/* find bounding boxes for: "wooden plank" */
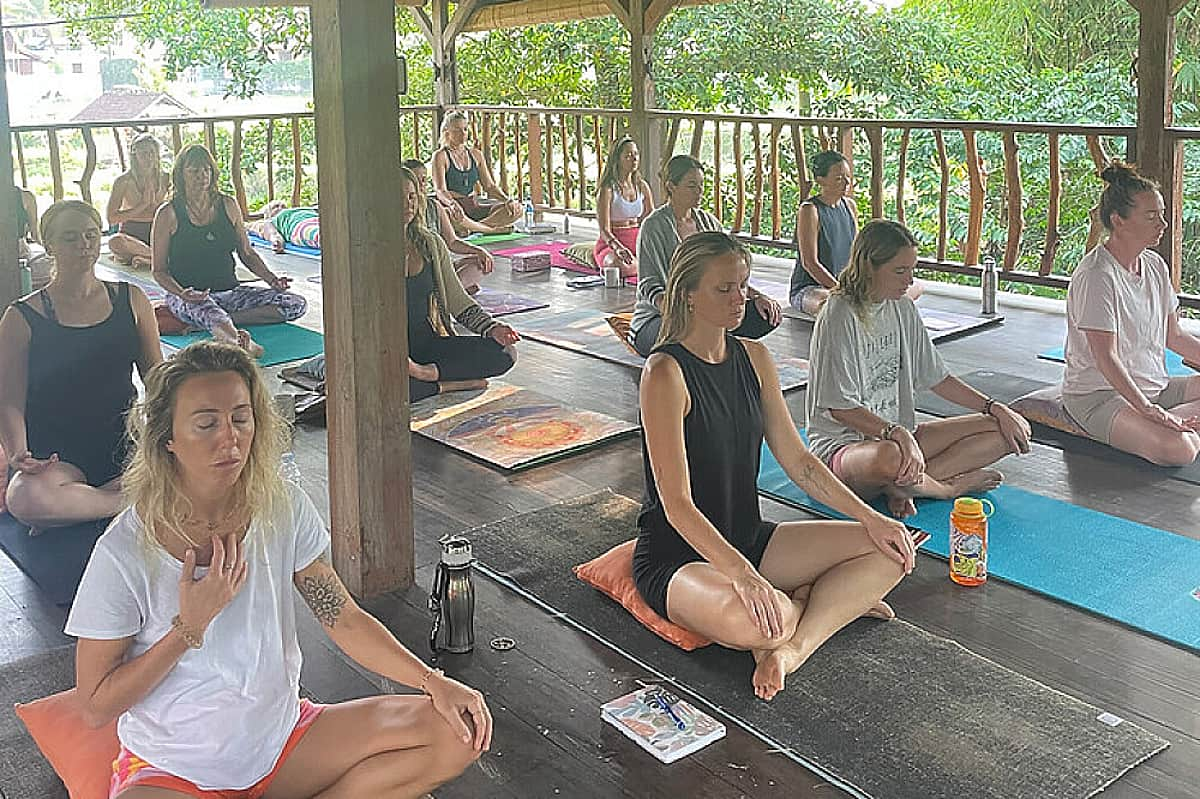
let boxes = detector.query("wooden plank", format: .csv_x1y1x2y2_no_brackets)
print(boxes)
79,127,97,204
689,117,704,158
230,120,248,215
1084,134,1109,251
111,127,125,173
204,121,216,157
895,128,910,226
13,132,27,187
559,113,571,208
47,130,64,201
575,114,586,210
712,120,722,220
865,124,883,220
481,112,493,176
310,0,414,596
933,129,949,262
1002,131,1023,272
516,114,526,201
291,116,303,207
751,123,763,238
544,114,555,206
963,129,985,266
791,122,809,199
171,123,183,156
732,120,745,233
1040,132,1060,276
527,113,544,208
266,118,275,201
0,1,20,308
498,113,509,193
769,122,782,239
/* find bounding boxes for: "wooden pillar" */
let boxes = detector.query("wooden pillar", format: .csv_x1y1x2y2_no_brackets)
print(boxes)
430,0,460,109
628,0,664,201
0,1,19,308
1131,0,1187,285
311,0,414,597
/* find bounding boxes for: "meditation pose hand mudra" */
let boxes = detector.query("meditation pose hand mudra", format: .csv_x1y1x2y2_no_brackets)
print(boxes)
430,110,522,236
67,342,490,798
0,200,162,529
1062,161,1200,465
633,231,914,701
805,220,1031,519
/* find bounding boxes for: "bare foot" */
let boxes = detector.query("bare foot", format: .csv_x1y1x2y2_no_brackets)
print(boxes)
272,238,286,254
946,468,1003,496
862,600,895,620
886,493,917,519
751,643,806,701
236,329,265,359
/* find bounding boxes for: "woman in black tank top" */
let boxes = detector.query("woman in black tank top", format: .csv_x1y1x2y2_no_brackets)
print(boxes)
431,110,523,235
634,231,915,701
0,201,161,529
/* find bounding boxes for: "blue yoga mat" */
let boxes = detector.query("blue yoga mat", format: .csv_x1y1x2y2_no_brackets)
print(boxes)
1039,345,1196,376
161,323,324,367
757,441,1200,651
248,230,322,259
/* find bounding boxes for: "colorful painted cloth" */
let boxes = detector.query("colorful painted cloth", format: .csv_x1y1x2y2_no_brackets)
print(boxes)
274,208,320,249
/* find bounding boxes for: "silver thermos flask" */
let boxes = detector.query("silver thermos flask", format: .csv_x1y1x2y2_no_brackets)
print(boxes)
981,251,998,316
429,536,476,655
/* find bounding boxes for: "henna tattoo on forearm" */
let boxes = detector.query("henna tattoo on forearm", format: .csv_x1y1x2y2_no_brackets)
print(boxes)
299,554,349,628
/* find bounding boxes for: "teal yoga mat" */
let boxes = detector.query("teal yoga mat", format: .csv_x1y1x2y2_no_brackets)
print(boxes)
161,323,324,367
757,441,1200,651
1039,345,1196,376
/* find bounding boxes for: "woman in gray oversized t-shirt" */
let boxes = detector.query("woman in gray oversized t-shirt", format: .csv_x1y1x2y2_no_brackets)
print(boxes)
806,220,1031,518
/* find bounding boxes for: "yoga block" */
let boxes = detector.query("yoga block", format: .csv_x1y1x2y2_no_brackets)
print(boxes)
509,250,552,273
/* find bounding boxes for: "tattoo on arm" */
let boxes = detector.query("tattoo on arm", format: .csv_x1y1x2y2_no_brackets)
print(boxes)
298,554,349,628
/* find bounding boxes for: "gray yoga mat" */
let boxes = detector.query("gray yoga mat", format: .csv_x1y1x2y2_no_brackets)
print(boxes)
0,646,75,799
461,492,1168,799
916,369,1200,486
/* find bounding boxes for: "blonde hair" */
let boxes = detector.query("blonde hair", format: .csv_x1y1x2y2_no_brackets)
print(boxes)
833,219,918,322
124,341,290,552
656,231,750,349
439,109,469,147
39,199,102,242
399,166,440,266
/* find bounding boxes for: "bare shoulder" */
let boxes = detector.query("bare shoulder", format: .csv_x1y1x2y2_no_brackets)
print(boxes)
222,195,244,222
642,351,686,393
737,337,776,388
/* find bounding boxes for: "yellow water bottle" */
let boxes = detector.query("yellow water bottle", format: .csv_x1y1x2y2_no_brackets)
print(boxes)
949,497,993,586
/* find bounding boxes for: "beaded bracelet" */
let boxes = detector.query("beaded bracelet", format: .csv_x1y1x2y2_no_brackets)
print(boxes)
983,397,996,416
171,615,204,649
419,667,445,695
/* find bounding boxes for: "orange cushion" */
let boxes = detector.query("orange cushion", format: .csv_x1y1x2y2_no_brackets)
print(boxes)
154,303,191,335
14,688,119,799
573,540,711,651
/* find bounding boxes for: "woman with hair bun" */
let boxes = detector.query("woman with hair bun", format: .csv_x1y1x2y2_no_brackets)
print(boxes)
1062,161,1200,465
805,220,1029,519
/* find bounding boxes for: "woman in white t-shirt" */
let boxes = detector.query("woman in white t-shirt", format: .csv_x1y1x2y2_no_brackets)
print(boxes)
66,341,490,798
806,220,1031,518
1062,162,1200,465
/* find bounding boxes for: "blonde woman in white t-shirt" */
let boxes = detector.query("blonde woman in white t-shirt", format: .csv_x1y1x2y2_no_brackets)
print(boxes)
66,341,489,798
1062,162,1200,466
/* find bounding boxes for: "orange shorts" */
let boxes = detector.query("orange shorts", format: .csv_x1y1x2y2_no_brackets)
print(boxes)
109,699,325,798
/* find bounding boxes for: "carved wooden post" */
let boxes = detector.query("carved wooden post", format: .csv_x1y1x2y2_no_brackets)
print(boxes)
0,2,20,308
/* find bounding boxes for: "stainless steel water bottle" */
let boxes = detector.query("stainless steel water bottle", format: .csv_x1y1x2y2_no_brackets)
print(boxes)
429,536,476,655
981,251,998,316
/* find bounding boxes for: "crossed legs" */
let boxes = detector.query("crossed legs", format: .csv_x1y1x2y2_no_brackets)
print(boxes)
665,520,905,701
1107,377,1200,466
6,461,124,529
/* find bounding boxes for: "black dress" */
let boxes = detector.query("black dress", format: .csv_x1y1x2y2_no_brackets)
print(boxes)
633,335,777,620
12,282,140,485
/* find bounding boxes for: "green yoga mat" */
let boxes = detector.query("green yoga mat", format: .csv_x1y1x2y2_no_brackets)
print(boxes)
757,440,1200,651
468,231,530,244
161,323,325,367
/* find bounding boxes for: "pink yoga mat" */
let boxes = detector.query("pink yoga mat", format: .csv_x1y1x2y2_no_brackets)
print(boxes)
493,241,638,285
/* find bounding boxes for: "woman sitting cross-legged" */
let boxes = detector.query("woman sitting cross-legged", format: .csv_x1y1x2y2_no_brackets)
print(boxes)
0,200,161,529
594,135,654,279
1062,161,1200,465
431,110,522,236
66,341,490,798
400,166,518,401
635,231,914,702
152,144,307,359
806,220,1031,519
405,158,495,295
630,154,782,357
106,133,169,270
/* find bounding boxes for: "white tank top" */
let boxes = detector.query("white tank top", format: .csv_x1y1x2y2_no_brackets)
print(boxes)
609,185,645,222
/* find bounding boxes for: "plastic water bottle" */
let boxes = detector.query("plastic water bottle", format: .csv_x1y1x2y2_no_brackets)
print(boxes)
280,452,302,487
949,497,993,586
524,197,535,231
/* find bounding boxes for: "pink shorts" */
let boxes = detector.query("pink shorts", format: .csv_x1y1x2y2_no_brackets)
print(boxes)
109,699,325,798
826,445,851,480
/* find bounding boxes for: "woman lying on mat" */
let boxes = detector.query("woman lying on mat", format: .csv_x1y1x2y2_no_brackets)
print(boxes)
245,200,320,254
151,144,307,359
806,220,1030,519
594,135,654,280
636,231,912,701
406,158,494,294
400,166,518,402
107,133,169,270
630,155,782,357
0,200,161,529
66,341,489,798
430,110,522,236
789,150,923,317
1062,162,1200,466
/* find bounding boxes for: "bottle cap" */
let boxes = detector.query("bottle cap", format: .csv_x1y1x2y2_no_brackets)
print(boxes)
953,497,985,517
439,535,474,567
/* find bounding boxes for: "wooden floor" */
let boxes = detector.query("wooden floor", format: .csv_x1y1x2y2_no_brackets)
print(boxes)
3,229,1198,798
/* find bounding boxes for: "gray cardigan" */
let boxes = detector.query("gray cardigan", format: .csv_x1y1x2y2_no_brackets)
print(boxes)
631,204,723,334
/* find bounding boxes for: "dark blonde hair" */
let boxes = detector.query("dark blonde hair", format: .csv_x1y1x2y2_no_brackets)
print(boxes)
124,341,290,551
39,199,102,242
662,154,705,199
834,219,918,321
439,109,469,147
1098,160,1159,231
598,136,641,191
169,143,223,203
399,166,439,266
656,231,750,348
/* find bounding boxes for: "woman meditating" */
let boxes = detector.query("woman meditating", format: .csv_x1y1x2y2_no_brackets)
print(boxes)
1062,162,1200,465
66,341,489,797
806,220,1030,519
594,136,653,279
400,166,518,401
151,144,306,359
0,200,161,529
430,110,522,236
406,158,494,295
107,134,169,270
630,155,781,357
635,231,913,701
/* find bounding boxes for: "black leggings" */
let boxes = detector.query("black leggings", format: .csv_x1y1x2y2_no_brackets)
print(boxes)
410,334,515,402
632,300,778,357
